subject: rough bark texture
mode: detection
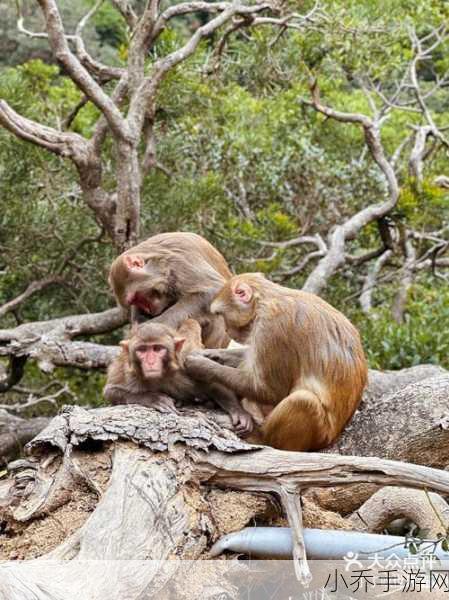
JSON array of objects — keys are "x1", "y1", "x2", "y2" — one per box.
[
  {"x1": 348, "y1": 486, "x2": 449, "y2": 537},
  {"x1": 330, "y1": 373, "x2": 449, "y2": 466},
  {"x1": 306, "y1": 366, "x2": 449, "y2": 515},
  {"x1": 1, "y1": 363, "x2": 443, "y2": 462},
  {"x1": 0, "y1": 410, "x2": 50, "y2": 466},
  {"x1": 0, "y1": 308, "x2": 125, "y2": 373},
  {"x1": 1, "y1": 365, "x2": 449, "y2": 597}
]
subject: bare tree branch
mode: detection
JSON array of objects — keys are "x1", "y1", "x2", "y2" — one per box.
[
  {"x1": 74, "y1": 0, "x2": 125, "y2": 82},
  {"x1": 141, "y1": 118, "x2": 172, "y2": 177},
  {"x1": 254, "y1": 234, "x2": 327, "y2": 251},
  {"x1": 302, "y1": 79, "x2": 400, "y2": 295},
  {"x1": 128, "y1": 2, "x2": 272, "y2": 136},
  {"x1": 408, "y1": 25, "x2": 449, "y2": 148},
  {"x1": 0, "y1": 100, "x2": 87, "y2": 158},
  {"x1": 0, "y1": 276, "x2": 64, "y2": 319},
  {"x1": 359, "y1": 249, "x2": 393, "y2": 313},
  {"x1": 37, "y1": 0, "x2": 129, "y2": 140},
  {"x1": 408, "y1": 125, "x2": 433, "y2": 187},
  {"x1": 0, "y1": 382, "x2": 75, "y2": 413},
  {"x1": 17, "y1": 5, "x2": 124, "y2": 82},
  {"x1": 392, "y1": 236, "x2": 416, "y2": 323},
  {"x1": 110, "y1": 0, "x2": 138, "y2": 30}
]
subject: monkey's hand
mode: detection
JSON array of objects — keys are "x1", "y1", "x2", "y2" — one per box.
[
  {"x1": 134, "y1": 392, "x2": 180, "y2": 414},
  {"x1": 200, "y1": 347, "x2": 245, "y2": 367},
  {"x1": 149, "y1": 394, "x2": 180, "y2": 415},
  {"x1": 185, "y1": 352, "x2": 216, "y2": 379},
  {"x1": 229, "y1": 405, "x2": 254, "y2": 435}
]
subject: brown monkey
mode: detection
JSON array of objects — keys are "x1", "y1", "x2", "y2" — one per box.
[
  {"x1": 185, "y1": 273, "x2": 367, "y2": 452},
  {"x1": 108, "y1": 232, "x2": 232, "y2": 348},
  {"x1": 104, "y1": 319, "x2": 253, "y2": 433}
]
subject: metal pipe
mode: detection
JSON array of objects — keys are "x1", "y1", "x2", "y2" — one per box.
[{"x1": 210, "y1": 527, "x2": 449, "y2": 560}]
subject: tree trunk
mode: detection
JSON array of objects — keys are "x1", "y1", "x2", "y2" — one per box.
[
  {"x1": 114, "y1": 141, "x2": 141, "y2": 249},
  {"x1": 0, "y1": 409, "x2": 50, "y2": 466},
  {"x1": 1, "y1": 365, "x2": 448, "y2": 598}
]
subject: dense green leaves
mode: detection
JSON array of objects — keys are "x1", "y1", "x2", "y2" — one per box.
[{"x1": 0, "y1": 0, "x2": 448, "y2": 410}]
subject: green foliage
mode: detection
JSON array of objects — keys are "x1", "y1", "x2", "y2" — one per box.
[
  {"x1": 397, "y1": 180, "x2": 449, "y2": 228},
  {"x1": 351, "y1": 283, "x2": 449, "y2": 370},
  {"x1": 0, "y1": 0, "x2": 449, "y2": 408}
]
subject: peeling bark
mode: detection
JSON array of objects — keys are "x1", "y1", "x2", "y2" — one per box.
[
  {"x1": 0, "y1": 410, "x2": 50, "y2": 466},
  {"x1": 1, "y1": 383, "x2": 449, "y2": 596}
]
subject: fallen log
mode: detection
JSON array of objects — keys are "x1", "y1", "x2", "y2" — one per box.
[
  {"x1": 2, "y1": 401, "x2": 449, "y2": 597},
  {"x1": 0, "y1": 363, "x2": 445, "y2": 464},
  {"x1": 308, "y1": 371, "x2": 449, "y2": 514},
  {"x1": 0, "y1": 409, "x2": 50, "y2": 466}
]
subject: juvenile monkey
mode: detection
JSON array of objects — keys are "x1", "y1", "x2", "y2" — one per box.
[
  {"x1": 185, "y1": 273, "x2": 367, "y2": 452},
  {"x1": 108, "y1": 232, "x2": 232, "y2": 348},
  {"x1": 104, "y1": 319, "x2": 253, "y2": 433}
]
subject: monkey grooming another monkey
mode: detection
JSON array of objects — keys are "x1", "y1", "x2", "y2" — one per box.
[
  {"x1": 104, "y1": 319, "x2": 253, "y2": 434},
  {"x1": 185, "y1": 273, "x2": 368, "y2": 452},
  {"x1": 108, "y1": 232, "x2": 232, "y2": 348}
]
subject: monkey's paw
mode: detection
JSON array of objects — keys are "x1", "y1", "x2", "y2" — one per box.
[
  {"x1": 151, "y1": 394, "x2": 180, "y2": 415},
  {"x1": 231, "y1": 410, "x2": 254, "y2": 435},
  {"x1": 200, "y1": 348, "x2": 227, "y2": 364},
  {"x1": 185, "y1": 352, "x2": 211, "y2": 375}
]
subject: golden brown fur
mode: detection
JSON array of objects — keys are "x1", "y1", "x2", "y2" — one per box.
[
  {"x1": 108, "y1": 232, "x2": 232, "y2": 348},
  {"x1": 186, "y1": 273, "x2": 367, "y2": 452},
  {"x1": 104, "y1": 319, "x2": 253, "y2": 432}
]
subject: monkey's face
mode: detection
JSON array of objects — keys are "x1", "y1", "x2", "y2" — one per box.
[
  {"x1": 110, "y1": 253, "x2": 176, "y2": 317},
  {"x1": 126, "y1": 323, "x2": 184, "y2": 380},
  {"x1": 133, "y1": 342, "x2": 169, "y2": 379},
  {"x1": 126, "y1": 286, "x2": 170, "y2": 317},
  {"x1": 211, "y1": 276, "x2": 258, "y2": 343}
]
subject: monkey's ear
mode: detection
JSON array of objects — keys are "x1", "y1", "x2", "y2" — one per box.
[
  {"x1": 174, "y1": 338, "x2": 186, "y2": 354},
  {"x1": 120, "y1": 340, "x2": 130, "y2": 356},
  {"x1": 233, "y1": 282, "x2": 253, "y2": 304},
  {"x1": 124, "y1": 255, "x2": 145, "y2": 271}
]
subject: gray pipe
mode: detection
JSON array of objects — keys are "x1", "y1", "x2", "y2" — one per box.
[{"x1": 210, "y1": 527, "x2": 449, "y2": 560}]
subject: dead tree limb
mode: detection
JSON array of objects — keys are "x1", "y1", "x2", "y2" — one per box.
[
  {"x1": 5, "y1": 0, "x2": 311, "y2": 250},
  {"x1": 0, "y1": 409, "x2": 50, "y2": 466},
  {"x1": 302, "y1": 80, "x2": 399, "y2": 295},
  {"x1": 0, "y1": 308, "x2": 125, "y2": 373},
  {"x1": 1, "y1": 382, "x2": 449, "y2": 595}
]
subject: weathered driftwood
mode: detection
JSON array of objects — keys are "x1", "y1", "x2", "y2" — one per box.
[
  {"x1": 0, "y1": 409, "x2": 50, "y2": 466},
  {"x1": 331, "y1": 370, "x2": 449, "y2": 464},
  {"x1": 0, "y1": 363, "x2": 445, "y2": 465},
  {"x1": 2, "y1": 397, "x2": 449, "y2": 597},
  {"x1": 307, "y1": 370, "x2": 449, "y2": 514},
  {"x1": 348, "y1": 486, "x2": 449, "y2": 536}
]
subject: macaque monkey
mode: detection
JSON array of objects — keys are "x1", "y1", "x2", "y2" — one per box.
[
  {"x1": 185, "y1": 273, "x2": 367, "y2": 452},
  {"x1": 104, "y1": 319, "x2": 253, "y2": 433},
  {"x1": 108, "y1": 232, "x2": 232, "y2": 348}
]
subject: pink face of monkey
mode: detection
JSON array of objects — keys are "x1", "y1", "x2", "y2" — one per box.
[
  {"x1": 122, "y1": 323, "x2": 185, "y2": 381},
  {"x1": 126, "y1": 291, "x2": 165, "y2": 317},
  {"x1": 135, "y1": 342, "x2": 168, "y2": 379},
  {"x1": 109, "y1": 253, "x2": 174, "y2": 317}
]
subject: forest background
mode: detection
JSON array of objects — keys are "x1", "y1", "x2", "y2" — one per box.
[{"x1": 0, "y1": 0, "x2": 448, "y2": 413}]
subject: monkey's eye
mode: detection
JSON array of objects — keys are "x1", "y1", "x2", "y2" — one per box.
[{"x1": 152, "y1": 344, "x2": 165, "y2": 353}]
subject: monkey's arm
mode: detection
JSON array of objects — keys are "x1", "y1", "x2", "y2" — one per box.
[
  {"x1": 199, "y1": 347, "x2": 247, "y2": 367},
  {"x1": 151, "y1": 293, "x2": 211, "y2": 328},
  {"x1": 185, "y1": 354, "x2": 255, "y2": 399},
  {"x1": 209, "y1": 383, "x2": 253, "y2": 434},
  {"x1": 103, "y1": 384, "x2": 178, "y2": 413}
]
